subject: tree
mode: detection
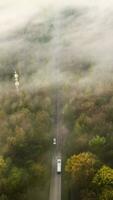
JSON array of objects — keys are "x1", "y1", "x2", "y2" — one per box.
[
  {"x1": 99, "y1": 187, "x2": 113, "y2": 200},
  {"x1": 89, "y1": 135, "x2": 106, "y2": 156},
  {"x1": 7, "y1": 167, "x2": 25, "y2": 191},
  {"x1": 93, "y1": 165, "x2": 113, "y2": 199},
  {"x1": 89, "y1": 135, "x2": 106, "y2": 147},
  {"x1": 0, "y1": 157, "x2": 6, "y2": 176},
  {"x1": 65, "y1": 152, "x2": 99, "y2": 187},
  {"x1": 29, "y1": 163, "x2": 46, "y2": 186},
  {"x1": 0, "y1": 195, "x2": 8, "y2": 200},
  {"x1": 35, "y1": 111, "x2": 51, "y2": 134},
  {"x1": 93, "y1": 165, "x2": 113, "y2": 187},
  {"x1": 74, "y1": 113, "x2": 91, "y2": 134},
  {"x1": 80, "y1": 189, "x2": 97, "y2": 200}
]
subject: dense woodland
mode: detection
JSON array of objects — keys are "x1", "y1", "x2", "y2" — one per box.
[
  {"x1": 1, "y1": 84, "x2": 113, "y2": 200},
  {"x1": 63, "y1": 89, "x2": 113, "y2": 200},
  {"x1": 0, "y1": 89, "x2": 54, "y2": 200}
]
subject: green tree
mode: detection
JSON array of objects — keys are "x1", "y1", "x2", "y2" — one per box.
[
  {"x1": 29, "y1": 163, "x2": 46, "y2": 186},
  {"x1": 89, "y1": 135, "x2": 106, "y2": 156},
  {"x1": 8, "y1": 167, "x2": 25, "y2": 190},
  {"x1": 0, "y1": 194, "x2": 8, "y2": 200},
  {"x1": 93, "y1": 165, "x2": 113, "y2": 187},
  {"x1": 99, "y1": 187, "x2": 113, "y2": 200},
  {"x1": 89, "y1": 135, "x2": 106, "y2": 147},
  {"x1": 0, "y1": 157, "x2": 6, "y2": 173},
  {"x1": 74, "y1": 113, "x2": 91, "y2": 134}
]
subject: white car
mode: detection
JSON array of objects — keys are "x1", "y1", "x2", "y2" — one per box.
[
  {"x1": 57, "y1": 158, "x2": 61, "y2": 174},
  {"x1": 53, "y1": 138, "x2": 56, "y2": 145}
]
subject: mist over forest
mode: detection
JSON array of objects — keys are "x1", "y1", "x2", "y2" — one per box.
[
  {"x1": 0, "y1": 0, "x2": 113, "y2": 93},
  {"x1": 0, "y1": 1, "x2": 113, "y2": 200}
]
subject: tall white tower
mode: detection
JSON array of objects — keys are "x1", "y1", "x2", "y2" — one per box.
[{"x1": 14, "y1": 71, "x2": 19, "y2": 92}]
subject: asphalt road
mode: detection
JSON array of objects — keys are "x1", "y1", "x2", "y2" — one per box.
[
  {"x1": 49, "y1": 85, "x2": 62, "y2": 200},
  {"x1": 49, "y1": 12, "x2": 63, "y2": 200},
  {"x1": 49, "y1": 152, "x2": 61, "y2": 200}
]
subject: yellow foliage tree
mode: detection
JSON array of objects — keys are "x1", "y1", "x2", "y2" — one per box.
[{"x1": 65, "y1": 152, "x2": 98, "y2": 186}]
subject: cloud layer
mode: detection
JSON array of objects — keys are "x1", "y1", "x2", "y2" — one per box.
[{"x1": 0, "y1": 0, "x2": 113, "y2": 94}]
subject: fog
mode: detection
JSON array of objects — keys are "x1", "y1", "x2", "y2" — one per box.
[{"x1": 0, "y1": 0, "x2": 113, "y2": 94}]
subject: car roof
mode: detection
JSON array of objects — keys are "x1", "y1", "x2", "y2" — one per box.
[{"x1": 57, "y1": 158, "x2": 61, "y2": 161}]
